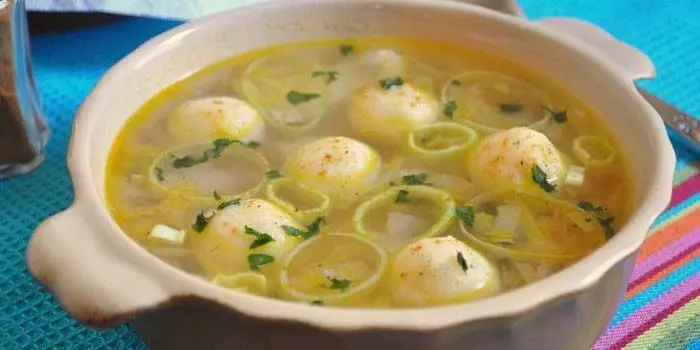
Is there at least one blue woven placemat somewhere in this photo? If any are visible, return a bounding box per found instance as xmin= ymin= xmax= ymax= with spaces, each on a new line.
xmin=1 ymin=1 xmax=698 ymax=348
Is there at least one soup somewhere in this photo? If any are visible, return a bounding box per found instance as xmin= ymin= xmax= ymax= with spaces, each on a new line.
xmin=105 ymin=39 xmax=633 ymax=308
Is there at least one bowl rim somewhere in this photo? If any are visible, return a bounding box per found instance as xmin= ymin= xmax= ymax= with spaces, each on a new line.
xmin=64 ymin=0 xmax=675 ymax=331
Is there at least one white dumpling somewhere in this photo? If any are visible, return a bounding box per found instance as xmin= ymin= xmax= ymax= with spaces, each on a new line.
xmin=194 ymin=199 xmax=303 ymax=275
xmin=348 ymin=82 xmax=439 ymax=139
xmin=168 ymin=96 xmax=264 ymax=143
xmin=388 ymin=236 xmax=500 ymax=307
xmin=468 ymin=127 xmax=566 ymax=192
xmin=283 ymin=136 xmax=381 ymax=206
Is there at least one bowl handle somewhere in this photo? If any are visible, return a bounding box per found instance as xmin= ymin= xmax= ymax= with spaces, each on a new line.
xmin=537 ymin=18 xmax=655 ymax=81
xmin=26 ymin=206 xmax=172 ymax=327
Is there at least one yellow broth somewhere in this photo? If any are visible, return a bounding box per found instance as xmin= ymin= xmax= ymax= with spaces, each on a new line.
xmin=105 ymin=38 xmax=634 ymax=308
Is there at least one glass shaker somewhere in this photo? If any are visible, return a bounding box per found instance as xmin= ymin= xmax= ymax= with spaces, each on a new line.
xmin=0 ymin=0 xmax=49 ymax=179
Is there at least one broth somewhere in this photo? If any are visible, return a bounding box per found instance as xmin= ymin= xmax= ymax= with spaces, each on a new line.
xmin=105 ymin=38 xmax=634 ymax=308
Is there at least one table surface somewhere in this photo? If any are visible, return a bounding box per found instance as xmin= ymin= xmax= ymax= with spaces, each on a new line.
xmin=1 ymin=1 xmax=699 ymax=349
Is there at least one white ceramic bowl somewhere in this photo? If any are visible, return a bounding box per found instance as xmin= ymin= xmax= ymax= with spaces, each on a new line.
xmin=26 ymin=1 xmax=674 ymax=349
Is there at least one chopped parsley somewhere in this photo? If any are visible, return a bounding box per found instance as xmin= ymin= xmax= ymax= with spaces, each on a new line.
xmin=443 ymin=100 xmax=457 ymax=119
xmin=282 ymin=217 xmax=326 ymax=240
xmin=499 ymin=103 xmax=523 ymax=113
xmin=217 ymin=198 xmax=241 ymax=210
xmin=213 ymin=191 xmax=222 ymax=201
xmin=265 ymin=170 xmax=283 ymax=180
xmin=395 ymin=189 xmax=410 ymax=203
xmin=192 ymin=212 xmax=212 ymax=233
xmin=531 ymin=165 xmax=557 ymax=193
xmin=597 ymin=216 xmax=616 ymax=239
xmin=379 ymin=77 xmax=404 ymax=90
xmin=456 ymin=252 xmax=469 ymax=273
xmin=311 ymin=300 xmax=324 ymax=306
xmin=311 ymin=70 xmax=340 ymax=84
xmin=451 ymin=80 xmax=461 ymax=86
xmin=234 ymin=140 xmax=261 ymax=149
xmin=286 ymin=90 xmax=321 ymax=105
xmin=328 ymin=277 xmax=351 ymax=292
xmin=578 ymin=201 xmax=605 ymax=212
xmin=543 ymin=106 xmax=568 ymax=123
xmin=248 ymin=253 xmax=274 ymax=271
xmin=340 ymin=44 xmax=354 ymax=56
xmin=456 ymin=206 xmax=475 ymax=227
xmin=245 ymin=226 xmax=276 ymax=249
xmin=153 ymin=167 xmax=165 ymax=182
xmin=171 ymin=138 xmax=259 ymax=168
xmin=402 ymin=173 xmax=429 ymax=186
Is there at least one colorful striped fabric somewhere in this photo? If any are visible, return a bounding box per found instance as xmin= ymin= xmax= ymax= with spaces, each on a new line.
xmin=591 ymin=144 xmax=700 ymax=350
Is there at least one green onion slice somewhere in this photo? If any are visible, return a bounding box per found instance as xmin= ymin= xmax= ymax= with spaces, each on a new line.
xmin=458 ymin=190 xmax=606 ymax=262
xmin=279 ymin=233 xmax=387 ymax=305
xmin=148 ymin=141 xmax=269 ymax=202
xmin=352 ymin=185 xmax=456 ymax=244
xmin=212 ymin=272 xmax=268 ymax=296
xmin=265 ymin=178 xmax=332 ymax=225
xmin=440 ymin=70 xmax=553 ymax=134
xmin=573 ymin=135 xmax=616 ymax=167
xmin=241 ymin=54 xmax=328 ymax=135
xmin=405 ymin=122 xmax=478 ymax=159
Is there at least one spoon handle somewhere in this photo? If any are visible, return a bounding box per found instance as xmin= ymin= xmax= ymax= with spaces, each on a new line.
xmin=636 ymin=87 xmax=700 ymax=158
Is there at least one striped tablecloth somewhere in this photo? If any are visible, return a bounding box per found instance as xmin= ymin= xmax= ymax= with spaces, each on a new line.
xmin=0 ymin=1 xmax=697 ymax=349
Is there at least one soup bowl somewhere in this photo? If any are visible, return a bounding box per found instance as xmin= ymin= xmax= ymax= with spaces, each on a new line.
xmin=26 ymin=1 xmax=675 ymax=349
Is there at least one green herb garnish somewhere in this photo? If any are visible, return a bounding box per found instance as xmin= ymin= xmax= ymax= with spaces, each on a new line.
xmin=192 ymin=212 xmax=212 ymax=233
xmin=451 ymin=80 xmax=461 ymax=86
xmin=171 ymin=138 xmax=259 ymax=168
xmin=328 ymin=277 xmax=351 ymax=292
xmin=153 ymin=167 xmax=165 ymax=182
xmin=379 ymin=77 xmax=404 ymax=90
xmin=456 ymin=206 xmax=475 ymax=227
xmin=287 ymin=90 xmax=321 ymax=105
xmin=395 ymin=189 xmax=410 ymax=203
xmin=340 ymin=44 xmax=354 ymax=56
xmin=578 ymin=201 xmax=605 ymax=212
xmin=217 ymin=198 xmax=241 ymax=210
xmin=265 ymin=170 xmax=283 ymax=180
xmin=402 ymin=173 xmax=429 ymax=186
xmin=213 ymin=191 xmax=222 ymax=201
xmin=311 ymin=70 xmax=340 ymax=84
xmin=311 ymin=300 xmax=324 ymax=306
xmin=456 ymin=252 xmax=468 ymax=273
xmin=443 ymin=100 xmax=457 ymax=119
xmin=282 ymin=217 xmax=326 ymax=240
xmin=531 ymin=165 xmax=557 ymax=193
xmin=499 ymin=103 xmax=523 ymax=113
xmin=543 ymin=106 xmax=568 ymax=123
xmin=248 ymin=253 xmax=274 ymax=271
xmin=234 ymin=140 xmax=261 ymax=149
xmin=245 ymin=226 xmax=276 ymax=249
xmin=171 ymin=155 xmax=201 ymax=169
xmin=597 ymin=216 xmax=616 ymax=239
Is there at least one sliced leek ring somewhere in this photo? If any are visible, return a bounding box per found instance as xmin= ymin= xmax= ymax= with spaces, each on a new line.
xmin=265 ymin=177 xmax=332 ymax=225
xmin=573 ymin=135 xmax=616 ymax=167
xmin=148 ymin=141 xmax=269 ymax=202
xmin=212 ymin=272 xmax=268 ymax=296
xmin=279 ymin=233 xmax=388 ymax=305
xmin=406 ymin=122 xmax=478 ymax=159
xmin=458 ymin=190 xmax=606 ymax=262
xmin=441 ymin=70 xmax=553 ymax=134
xmin=241 ymin=54 xmax=328 ymax=135
xmin=353 ymin=185 xmax=456 ymax=241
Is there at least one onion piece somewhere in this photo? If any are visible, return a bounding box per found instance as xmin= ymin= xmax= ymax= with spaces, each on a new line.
xmin=565 ymin=165 xmax=586 ymax=187
xmin=147 ymin=224 xmax=186 ymax=245
xmin=265 ymin=177 xmax=332 ymax=225
xmin=573 ymin=135 xmax=616 ymax=167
